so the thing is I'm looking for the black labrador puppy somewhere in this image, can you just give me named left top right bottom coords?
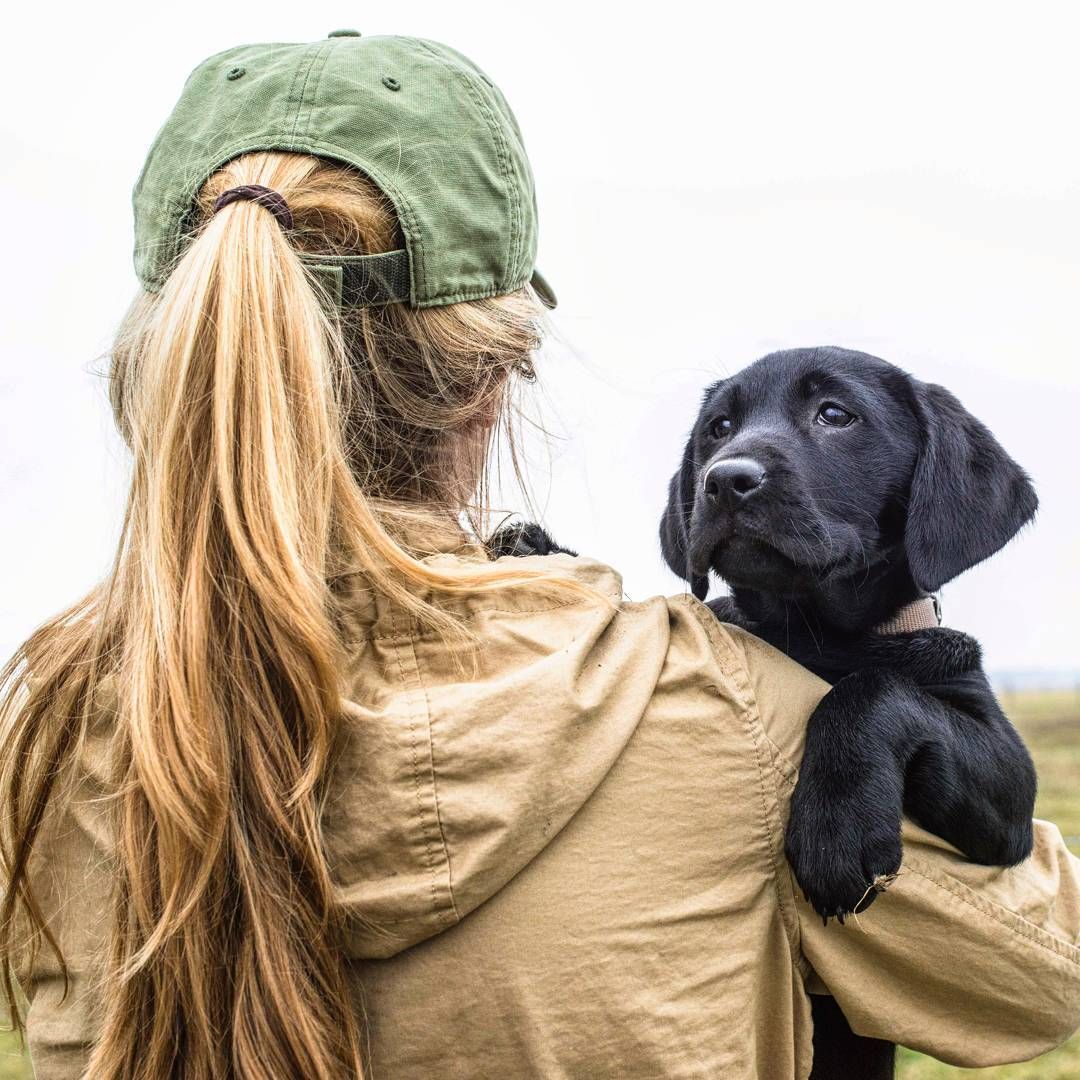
left=491, top=346, right=1038, bottom=1080
left=658, top=346, right=1038, bottom=1079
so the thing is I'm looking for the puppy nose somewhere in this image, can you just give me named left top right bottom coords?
left=703, top=457, right=767, bottom=503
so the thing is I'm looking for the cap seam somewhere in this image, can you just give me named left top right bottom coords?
left=298, top=43, right=334, bottom=139
left=413, top=275, right=532, bottom=308
left=281, top=45, right=310, bottom=141
left=410, top=38, right=520, bottom=293
left=289, top=44, right=324, bottom=139
left=490, top=88, right=532, bottom=286
left=362, top=39, right=430, bottom=301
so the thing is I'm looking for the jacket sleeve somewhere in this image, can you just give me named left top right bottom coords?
left=722, top=620, right=1080, bottom=1068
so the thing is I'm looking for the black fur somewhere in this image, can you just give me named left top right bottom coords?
left=659, top=347, right=1038, bottom=1080
left=487, top=521, right=578, bottom=559
left=491, top=346, right=1039, bottom=1080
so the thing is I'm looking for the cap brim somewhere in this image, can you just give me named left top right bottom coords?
left=530, top=268, right=557, bottom=309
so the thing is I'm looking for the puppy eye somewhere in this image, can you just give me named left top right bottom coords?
left=816, top=402, right=857, bottom=428
left=709, top=417, right=733, bottom=439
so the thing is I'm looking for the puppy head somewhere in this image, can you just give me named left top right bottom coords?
left=660, top=347, right=1037, bottom=603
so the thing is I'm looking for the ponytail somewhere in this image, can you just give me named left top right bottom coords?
left=86, top=151, right=367, bottom=1077
left=0, top=150, right=595, bottom=1078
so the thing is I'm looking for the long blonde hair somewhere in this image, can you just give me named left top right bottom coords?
left=0, top=150, right=588, bottom=1078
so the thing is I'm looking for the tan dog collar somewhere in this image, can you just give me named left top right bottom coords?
left=874, top=595, right=942, bottom=635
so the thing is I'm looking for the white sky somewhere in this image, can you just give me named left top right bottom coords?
left=2, top=2, right=1078, bottom=675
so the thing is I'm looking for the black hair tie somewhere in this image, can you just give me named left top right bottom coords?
left=212, top=184, right=294, bottom=230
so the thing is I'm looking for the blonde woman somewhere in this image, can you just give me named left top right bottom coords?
left=2, top=31, right=1078, bottom=1080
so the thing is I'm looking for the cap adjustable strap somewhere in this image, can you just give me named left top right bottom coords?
left=299, top=248, right=411, bottom=308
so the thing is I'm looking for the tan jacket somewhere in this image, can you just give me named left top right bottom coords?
left=18, top=551, right=1080, bottom=1079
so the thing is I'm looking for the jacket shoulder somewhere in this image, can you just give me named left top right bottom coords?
left=662, top=598, right=830, bottom=785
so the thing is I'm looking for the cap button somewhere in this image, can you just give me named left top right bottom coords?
left=327, top=29, right=361, bottom=37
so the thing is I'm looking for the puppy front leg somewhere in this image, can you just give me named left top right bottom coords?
left=849, top=629, right=1036, bottom=868
left=897, top=669, right=1035, bottom=868
left=784, top=669, right=907, bottom=921
left=785, top=667, right=1037, bottom=920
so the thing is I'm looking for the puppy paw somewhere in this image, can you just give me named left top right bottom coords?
left=785, top=761, right=904, bottom=923
left=486, top=522, right=577, bottom=559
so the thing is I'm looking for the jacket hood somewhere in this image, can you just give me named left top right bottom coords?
left=69, top=550, right=677, bottom=962
left=322, top=551, right=676, bottom=959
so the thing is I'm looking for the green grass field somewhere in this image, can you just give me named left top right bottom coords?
left=1, top=690, right=1077, bottom=1078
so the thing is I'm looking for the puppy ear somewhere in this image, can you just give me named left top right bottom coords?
left=905, top=380, right=1038, bottom=593
left=659, top=434, right=710, bottom=600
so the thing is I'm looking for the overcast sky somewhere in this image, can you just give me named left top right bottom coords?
left=3, top=2, right=1078, bottom=676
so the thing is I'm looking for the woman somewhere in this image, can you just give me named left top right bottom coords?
left=2, top=31, right=1078, bottom=1080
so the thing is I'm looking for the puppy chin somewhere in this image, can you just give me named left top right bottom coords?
left=689, top=513, right=862, bottom=591
left=709, top=536, right=801, bottom=591
left=688, top=519, right=788, bottom=588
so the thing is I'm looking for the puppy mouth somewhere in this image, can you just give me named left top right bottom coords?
left=708, top=535, right=802, bottom=590
left=688, top=514, right=855, bottom=589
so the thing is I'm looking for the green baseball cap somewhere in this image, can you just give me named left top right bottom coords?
left=132, top=30, right=556, bottom=309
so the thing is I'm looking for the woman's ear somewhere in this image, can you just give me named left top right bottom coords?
left=659, top=433, right=710, bottom=601
left=904, top=380, right=1038, bottom=594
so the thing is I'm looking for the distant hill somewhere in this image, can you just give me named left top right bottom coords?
left=991, top=670, right=1080, bottom=693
